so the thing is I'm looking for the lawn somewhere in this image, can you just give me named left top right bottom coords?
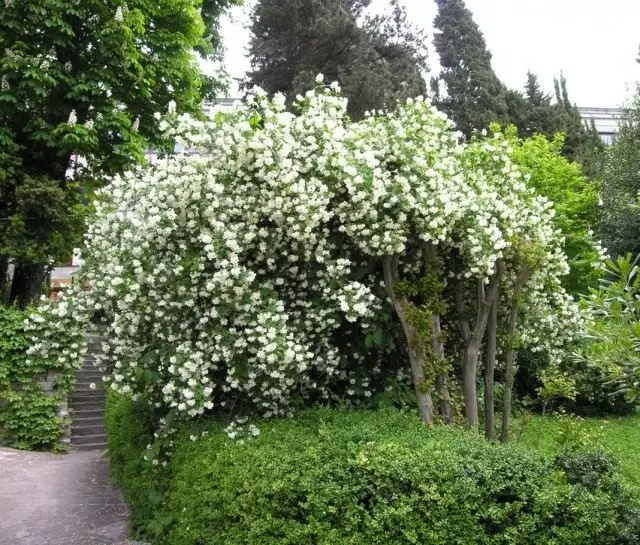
left=515, top=413, right=640, bottom=486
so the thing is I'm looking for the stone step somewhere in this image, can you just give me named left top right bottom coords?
left=73, top=441, right=107, bottom=451
left=76, top=378, right=104, bottom=385
left=75, top=385, right=104, bottom=394
left=70, top=393, right=105, bottom=403
left=69, top=399, right=104, bottom=410
left=78, top=361, right=104, bottom=367
left=72, top=423, right=105, bottom=436
left=71, top=432, right=107, bottom=446
left=73, top=407, right=104, bottom=418
left=76, top=373, right=103, bottom=386
left=73, top=415, right=104, bottom=426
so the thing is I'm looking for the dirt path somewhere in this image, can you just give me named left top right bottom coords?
left=0, top=447, right=145, bottom=545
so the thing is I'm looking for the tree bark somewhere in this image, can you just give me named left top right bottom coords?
left=0, top=256, right=9, bottom=304
left=484, top=299, right=498, bottom=440
left=9, top=262, right=46, bottom=308
left=383, top=255, right=434, bottom=425
left=456, top=260, right=504, bottom=428
left=500, top=265, right=530, bottom=444
left=423, top=242, right=452, bottom=423
left=500, top=303, right=519, bottom=443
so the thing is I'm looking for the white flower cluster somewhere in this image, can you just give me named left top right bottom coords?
left=24, top=293, right=88, bottom=381
left=27, top=84, right=582, bottom=428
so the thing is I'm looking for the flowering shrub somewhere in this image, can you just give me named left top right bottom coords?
left=28, top=84, right=583, bottom=438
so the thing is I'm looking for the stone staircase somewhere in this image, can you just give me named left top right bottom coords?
left=69, top=334, right=107, bottom=451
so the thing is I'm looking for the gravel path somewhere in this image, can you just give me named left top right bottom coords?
left=0, top=447, right=146, bottom=545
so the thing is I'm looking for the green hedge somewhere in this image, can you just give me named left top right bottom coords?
left=106, top=396, right=640, bottom=545
left=0, top=305, right=70, bottom=450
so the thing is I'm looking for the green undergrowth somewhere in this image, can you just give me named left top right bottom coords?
left=515, top=412, right=640, bottom=487
left=106, top=393, right=640, bottom=545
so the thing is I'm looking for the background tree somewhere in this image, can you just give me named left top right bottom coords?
left=552, top=74, right=605, bottom=179
left=0, top=0, right=236, bottom=307
left=600, top=86, right=640, bottom=258
left=430, top=0, right=508, bottom=138
left=244, top=0, right=428, bottom=120
left=429, top=0, right=605, bottom=176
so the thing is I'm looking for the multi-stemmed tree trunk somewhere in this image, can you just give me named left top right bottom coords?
left=383, top=255, right=435, bottom=425
left=456, top=261, right=504, bottom=428
left=500, top=266, right=531, bottom=443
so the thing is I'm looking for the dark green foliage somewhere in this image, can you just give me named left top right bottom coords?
left=107, top=404, right=640, bottom=545
left=104, top=392, right=160, bottom=538
left=552, top=75, right=605, bottom=180
left=245, top=0, right=428, bottom=120
left=0, top=305, right=71, bottom=450
left=555, top=450, right=618, bottom=490
left=600, top=89, right=640, bottom=258
left=431, top=0, right=508, bottom=137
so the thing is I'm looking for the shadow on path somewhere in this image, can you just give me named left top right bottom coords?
left=0, top=447, right=145, bottom=545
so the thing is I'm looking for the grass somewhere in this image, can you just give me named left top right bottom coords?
left=514, top=412, right=640, bottom=486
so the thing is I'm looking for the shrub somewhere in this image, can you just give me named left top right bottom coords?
left=555, top=449, right=618, bottom=490
left=32, top=85, right=582, bottom=442
left=104, top=392, right=160, bottom=536
left=0, top=305, right=78, bottom=450
left=575, top=254, right=640, bottom=412
left=106, top=403, right=640, bottom=545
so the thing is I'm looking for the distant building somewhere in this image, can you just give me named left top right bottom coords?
left=578, top=107, right=625, bottom=145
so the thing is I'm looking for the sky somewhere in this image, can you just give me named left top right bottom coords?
left=218, top=0, right=640, bottom=108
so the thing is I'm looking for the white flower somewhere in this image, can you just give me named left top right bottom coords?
left=132, top=116, right=140, bottom=132
left=315, top=73, right=324, bottom=84
left=114, top=6, right=124, bottom=22
left=67, top=110, right=77, bottom=125
left=167, top=100, right=176, bottom=114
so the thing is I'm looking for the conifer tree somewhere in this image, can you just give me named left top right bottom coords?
left=431, top=0, right=508, bottom=137
left=245, top=0, right=428, bottom=120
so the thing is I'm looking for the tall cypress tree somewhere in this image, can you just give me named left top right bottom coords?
left=431, top=0, right=508, bottom=137
left=553, top=74, right=604, bottom=179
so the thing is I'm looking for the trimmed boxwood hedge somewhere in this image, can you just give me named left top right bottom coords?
left=106, top=394, right=640, bottom=545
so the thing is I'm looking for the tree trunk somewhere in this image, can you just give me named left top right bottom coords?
left=436, top=373, right=453, bottom=423
left=423, top=242, right=452, bottom=423
left=0, top=256, right=9, bottom=304
left=456, top=261, right=504, bottom=429
left=500, top=265, right=530, bottom=444
left=9, top=262, right=46, bottom=308
left=463, top=345, right=480, bottom=427
left=500, top=304, right=519, bottom=444
left=484, top=299, right=498, bottom=440
left=383, top=255, right=434, bottom=425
